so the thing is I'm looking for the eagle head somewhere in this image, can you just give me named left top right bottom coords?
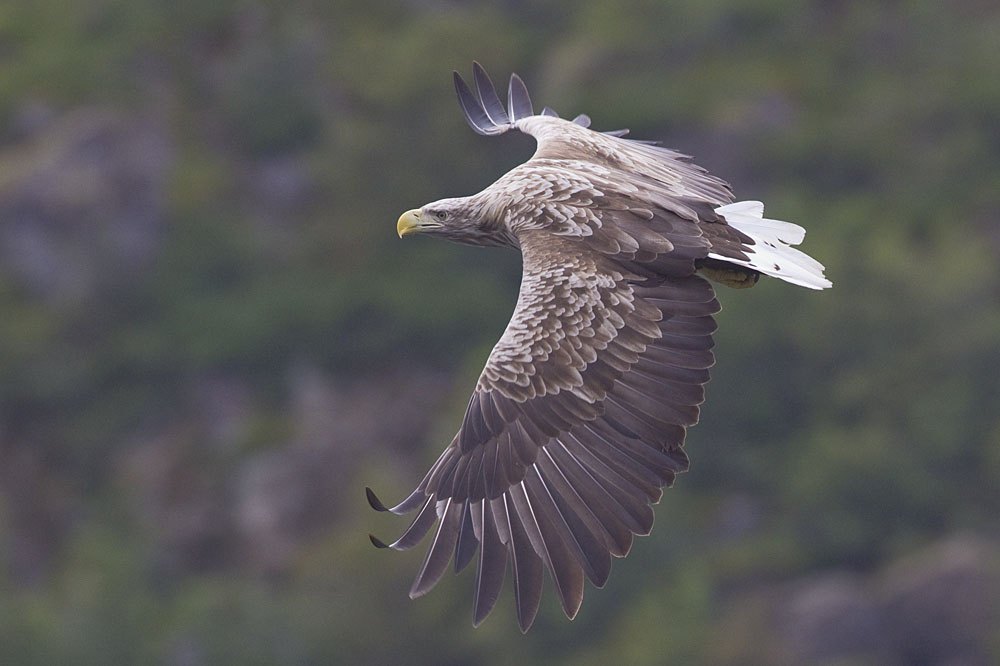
left=397, top=197, right=511, bottom=246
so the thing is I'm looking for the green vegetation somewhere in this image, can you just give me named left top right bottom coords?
left=1, top=1, right=998, bottom=663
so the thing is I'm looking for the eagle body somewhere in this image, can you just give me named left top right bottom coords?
left=373, top=64, right=830, bottom=631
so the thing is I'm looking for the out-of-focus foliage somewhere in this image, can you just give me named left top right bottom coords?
left=1, top=1, right=999, bottom=664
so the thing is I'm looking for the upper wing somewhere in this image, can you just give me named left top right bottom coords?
left=368, top=224, right=721, bottom=631
left=453, top=62, right=735, bottom=206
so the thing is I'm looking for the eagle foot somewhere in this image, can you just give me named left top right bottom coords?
left=697, top=263, right=760, bottom=289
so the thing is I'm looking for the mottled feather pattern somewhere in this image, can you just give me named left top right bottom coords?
left=479, top=233, right=659, bottom=404
left=371, top=63, right=830, bottom=632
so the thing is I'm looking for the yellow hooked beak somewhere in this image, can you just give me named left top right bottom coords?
left=396, top=209, right=422, bottom=238
left=397, top=209, right=445, bottom=238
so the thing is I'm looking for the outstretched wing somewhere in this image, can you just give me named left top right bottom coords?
left=369, top=215, right=721, bottom=630
left=453, top=62, right=734, bottom=206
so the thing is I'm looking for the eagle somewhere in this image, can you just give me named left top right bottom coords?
left=368, top=63, right=830, bottom=632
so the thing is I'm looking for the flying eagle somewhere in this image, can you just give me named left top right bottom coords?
left=368, top=63, right=830, bottom=632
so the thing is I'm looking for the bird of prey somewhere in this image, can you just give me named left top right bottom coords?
left=368, top=62, right=830, bottom=632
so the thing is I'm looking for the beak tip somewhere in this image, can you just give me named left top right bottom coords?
left=396, top=209, right=420, bottom=238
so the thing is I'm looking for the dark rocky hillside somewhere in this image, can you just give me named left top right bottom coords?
left=1, top=2, right=998, bottom=663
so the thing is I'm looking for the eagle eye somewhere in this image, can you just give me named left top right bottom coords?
left=434, top=211, right=447, bottom=221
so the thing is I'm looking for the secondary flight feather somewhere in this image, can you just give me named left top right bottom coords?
left=368, top=62, right=831, bottom=632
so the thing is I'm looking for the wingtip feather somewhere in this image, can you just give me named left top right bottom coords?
left=454, top=70, right=498, bottom=135
left=366, top=486, right=388, bottom=512
left=508, top=73, right=533, bottom=120
left=472, top=61, right=510, bottom=126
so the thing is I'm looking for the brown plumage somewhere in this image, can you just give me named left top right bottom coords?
left=372, top=62, right=831, bottom=631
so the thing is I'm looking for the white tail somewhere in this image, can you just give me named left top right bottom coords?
left=711, top=201, right=832, bottom=290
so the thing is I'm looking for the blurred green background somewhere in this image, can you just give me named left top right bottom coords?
left=1, top=1, right=999, bottom=663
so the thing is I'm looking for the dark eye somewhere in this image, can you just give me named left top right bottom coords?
left=434, top=211, right=447, bottom=220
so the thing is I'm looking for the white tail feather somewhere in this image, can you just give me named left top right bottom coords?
left=710, top=201, right=832, bottom=290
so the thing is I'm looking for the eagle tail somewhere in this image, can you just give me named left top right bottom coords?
left=710, top=201, right=832, bottom=290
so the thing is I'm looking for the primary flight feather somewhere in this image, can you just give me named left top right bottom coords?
left=369, top=62, right=831, bottom=632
